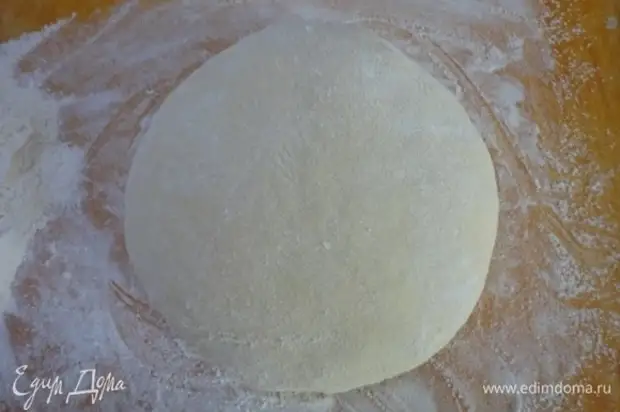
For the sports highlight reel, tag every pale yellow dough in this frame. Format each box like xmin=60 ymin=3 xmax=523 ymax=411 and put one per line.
xmin=124 ymin=19 xmax=499 ymax=394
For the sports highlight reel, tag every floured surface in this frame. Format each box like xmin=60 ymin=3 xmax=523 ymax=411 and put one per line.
xmin=0 ymin=0 xmax=617 ymax=411
xmin=0 ymin=23 xmax=81 ymax=309
xmin=0 ymin=24 xmax=86 ymax=405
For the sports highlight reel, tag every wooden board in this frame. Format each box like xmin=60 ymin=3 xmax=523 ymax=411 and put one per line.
xmin=1 ymin=1 xmax=618 ymax=411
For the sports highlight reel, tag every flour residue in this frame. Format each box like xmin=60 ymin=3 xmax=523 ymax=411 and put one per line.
xmin=0 ymin=0 xmax=615 ymax=411
xmin=0 ymin=27 xmax=84 ymax=310
xmin=0 ymin=20 xmax=85 ymax=405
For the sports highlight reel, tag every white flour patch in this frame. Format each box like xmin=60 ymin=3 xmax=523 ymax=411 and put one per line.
xmin=0 ymin=30 xmax=84 ymax=312
xmin=0 ymin=19 xmax=84 ymax=405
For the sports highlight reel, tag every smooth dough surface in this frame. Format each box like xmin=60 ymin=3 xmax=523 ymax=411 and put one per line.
xmin=124 ymin=20 xmax=499 ymax=394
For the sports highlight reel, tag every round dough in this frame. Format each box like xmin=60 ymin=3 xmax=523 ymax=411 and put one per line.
xmin=124 ymin=19 xmax=499 ymax=394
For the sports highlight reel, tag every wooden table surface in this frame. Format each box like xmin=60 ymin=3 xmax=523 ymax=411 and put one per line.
xmin=1 ymin=1 xmax=618 ymax=411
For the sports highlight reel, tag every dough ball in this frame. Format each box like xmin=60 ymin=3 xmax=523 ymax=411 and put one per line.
xmin=124 ymin=19 xmax=499 ymax=394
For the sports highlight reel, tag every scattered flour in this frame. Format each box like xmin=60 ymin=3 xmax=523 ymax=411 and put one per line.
xmin=0 ymin=21 xmax=84 ymax=308
xmin=0 ymin=21 xmax=85 ymax=406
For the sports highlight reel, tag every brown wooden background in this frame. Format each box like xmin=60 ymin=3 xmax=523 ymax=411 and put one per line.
xmin=1 ymin=0 xmax=618 ymax=411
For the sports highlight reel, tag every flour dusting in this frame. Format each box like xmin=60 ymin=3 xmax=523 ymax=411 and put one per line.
xmin=0 ymin=20 xmax=85 ymax=406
